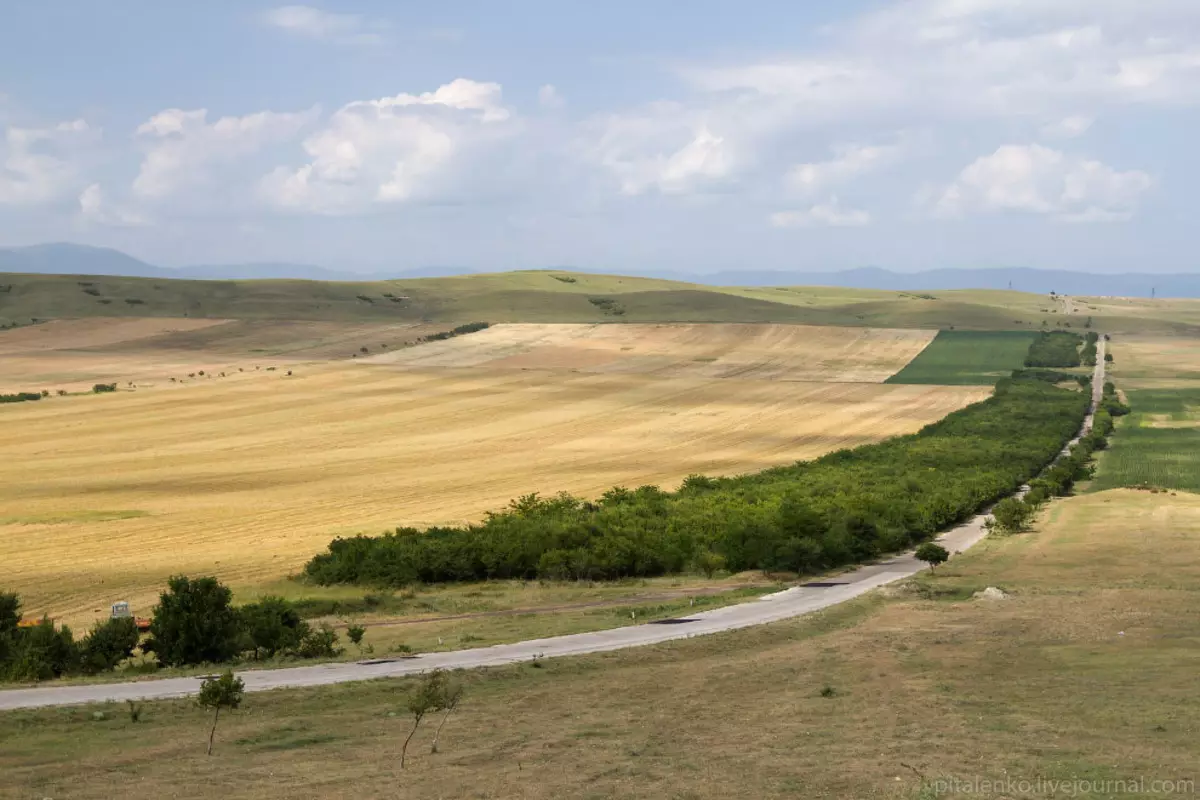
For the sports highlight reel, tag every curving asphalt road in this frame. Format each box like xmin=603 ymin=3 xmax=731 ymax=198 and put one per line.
xmin=0 ymin=342 xmax=1105 ymax=711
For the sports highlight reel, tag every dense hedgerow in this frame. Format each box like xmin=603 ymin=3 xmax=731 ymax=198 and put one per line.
xmin=424 ymin=322 xmax=490 ymax=342
xmin=1024 ymin=331 xmax=1084 ymax=368
xmin=304 ymin=377 xmax=1090 ymax=587
xmin=0 ymin=392 xmax=43 ymax=404
xmin=1080 ymin=332 xmax=1100 ymax=366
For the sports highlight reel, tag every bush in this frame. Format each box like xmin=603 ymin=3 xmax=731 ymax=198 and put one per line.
xmin=79 ymin=617 xmax=141 ymax=675
xmin=145 ymin=576 xmax=242 ymax=667
xmin=6 ymin=618 xmax=78 ymax=682
xmin=92 ymin=383 xmax=117 ymax=394
xmin=992 ymin=497 xmax=1033 ymax=534
xmin=240 ymin=596 xmax=309 ymax=658
xmin=296 ymin=623 xmax=342 ymax=659
xmin=0 ymin=392 xmax=43 ymax=404
xmin=914 ymin=542 xmax=949 ymax=569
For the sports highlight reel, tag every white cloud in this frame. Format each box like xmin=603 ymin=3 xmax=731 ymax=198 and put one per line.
xmin=585 ymin=104 xmax=738 ymax=196
xmin=771 ymin=198 xmax=872 ymax=228
xmin=0 ymin=119 xmax=94 ymax=205
xmin=1041 ymin=115 xmax=1094 ymax=139
xmin=78 ymin=183 xmax=147 ymax=227
xmin=261 ymin=79 xmax=516 ymax=214
xmin=787 ymin=142 xmax=902 ymax=195
xmin=932 ymin=144 xmax=1153 ymax=222
xmin=261 ymin=6 xmax=382 ymax=45
xmin=538 ymin=84 xmax=565 ymax=109
xmin=681 ymin=1 xmax=1200 ymax=125
xmin=134 ymin=107 xmax=316 ymax=198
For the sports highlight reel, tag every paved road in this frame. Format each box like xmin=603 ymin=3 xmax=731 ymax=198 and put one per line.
xmin=0 ymin=348 xmax=1106 ymax=711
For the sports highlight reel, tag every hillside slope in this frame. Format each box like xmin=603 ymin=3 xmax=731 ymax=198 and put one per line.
xmin=2 ymin=270 xmax=1198 ymax=334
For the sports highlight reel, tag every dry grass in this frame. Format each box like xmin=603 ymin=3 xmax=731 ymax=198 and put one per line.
xmin=364 ymin=322 xmax=937 ymax=383
xmin=0 ymin=318 xmax=446 ymax=393
xmin=1107 ymin=334 xmax=1200 ymax=388
xmin=3 ymin=490 xmax=1197 ymax=799
xmin=0 ymin=321 xmax=984 ymax=627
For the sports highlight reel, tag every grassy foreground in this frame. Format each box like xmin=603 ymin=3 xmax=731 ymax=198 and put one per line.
xmin=3 ymin=490 xmax=1197 ymax=799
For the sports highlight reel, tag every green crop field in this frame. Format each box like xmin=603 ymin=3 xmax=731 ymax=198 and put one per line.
xmin=885 ymin=329 xmax=1038 ymax=385
xmin=1091 ymin=387 xmax=1200 ymax=493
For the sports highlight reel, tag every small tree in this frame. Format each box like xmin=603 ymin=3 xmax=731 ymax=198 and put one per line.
xmin=240 ymin=596 xmax=309 ymax=659
xmin=991 ymin=497 xmax=1032 ymax=535
xmin=430 ymin=675 xmax=464 ymax=755
xmin=914 ymin=542 xmax=949 ymax=570
xmin=79 ymin=616 xmax=140 ymax=674
xmin=347 ymin=624 xmax=366 ymax=653
xmin=198 ymin=670 xmax=245 ymax=756
xmin=296 ymin=623 xmax=342 ymax=659
xmin=694 ymin=549 xmax=727 ymax=579
xmin=145 ymin=576 xmax=242 ymax=667
xmin=400 ymin=670 xmax=464 ymax=767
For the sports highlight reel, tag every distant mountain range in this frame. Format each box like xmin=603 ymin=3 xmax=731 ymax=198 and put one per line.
xmin=2 ymin=242 xmax=1197 ymax=298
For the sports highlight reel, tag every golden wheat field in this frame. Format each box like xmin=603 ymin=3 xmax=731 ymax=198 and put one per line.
xmin=0 ymin=320 xmax=986 ymax=627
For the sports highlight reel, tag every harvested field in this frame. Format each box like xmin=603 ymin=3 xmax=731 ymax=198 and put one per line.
xmin=0 ymin=318 xmax=448 ymax=393
xmin=0 ymin=319 xmax=984 ymax=626
xmin=363 ymin=323 xmax=938 ymax=383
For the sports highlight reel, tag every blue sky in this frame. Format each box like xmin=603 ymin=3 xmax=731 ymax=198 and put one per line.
xmin=2 ymin=1 xmax=1200 ymax=274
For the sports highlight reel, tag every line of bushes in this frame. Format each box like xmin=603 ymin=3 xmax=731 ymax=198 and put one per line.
xmin=0 ymin=577 xmax=347 ymax=683
xmin=304 ymin=376 xmax=1089 ymax=588
xmin=1024 ymin=330 xmax=1084 ymax=368
xmin=1080 ymin=331 xmax=1100 ymax=366
xmin=423 ymin=322 xmax=490 ymax=343
xmin=994 ymin=380 xmax=1124 ymax=531
xmin=0 ymin=391 xmax=43 ymax=404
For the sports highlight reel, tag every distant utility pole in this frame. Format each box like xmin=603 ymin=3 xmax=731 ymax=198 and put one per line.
xmin=1152 ymin=287 xmax=1156 ymax=299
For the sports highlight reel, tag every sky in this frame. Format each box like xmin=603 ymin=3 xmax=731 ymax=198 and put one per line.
xmin=2 ymin=0 xmax=1200 ymax=274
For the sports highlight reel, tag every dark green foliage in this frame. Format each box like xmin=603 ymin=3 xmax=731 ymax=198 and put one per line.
xmin=240 ymin=596 xmax=310 ymax=658
xmin=1024 ymin=331 xmax=1083 ymax=368
xmin=296 ymin=623 xmax=342 ymax=659
xmin=5 ymin=618 xmax=78 ymax=681
xmin=915 ymin=542 xmax=949 ymax=568
xmin=145 ymin=576 xmax=242 ymax=667
xmin=305 ymin=378 xmax=1088 ymax=588
xmin=347 ymin=624 xmax=367 ymax=648
xmin=92 ymin=383 xmax=118 ymax=393
xmin=1080 ymin=332 xmax=1100 ymax=366
xmin=552 ymin=275 xmax=577 ymax=283
xmin=423 ymin=321 xmax=491 ymax=342
xmin=0 ymin=391 xmax=42 ymax=404
xmin=79 ymin=617 xmax=140 ymax=675
xmin=991 ymin=497 xmax=1033 ymax=534
xmin=124 ymin=298 xmax=145 ymax=305
xmin=886 ymin=330 xmax=1036 ymax=385
xmin=587 ymin=297 xmax=626 ymax=316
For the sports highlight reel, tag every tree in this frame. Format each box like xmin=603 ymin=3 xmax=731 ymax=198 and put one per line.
xmin=6 ymin=618 xmax=78 ymax=681
xmin=915 ymin=542 xmax=949 ymax=570
xmin=991 ymin=497 xmax=1032 ymax=535
xmin=400 ymin=670 xmax=464 ymax=767
xmin=145 ymin=576 xmax=242 ymax=667
xmin=79 ymin=617 xmax=140 ymax=675
xmin=347 ymin=624 xmax=367 ymax=653
xmin=240 ymin=596 xmax=309 ymax=659
xmin=198 ymin=670 xmax=245 ymax=756
xmin=296 ymin=623 xmax=342 ymax=659
xmin=693 ymin=549 xmax=727 ymax=579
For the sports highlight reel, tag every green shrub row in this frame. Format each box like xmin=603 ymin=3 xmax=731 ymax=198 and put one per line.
xmin=423 ymin=322 xmax=490 ymax=343
xmin=304 ymin=375 xmax=1089 ymax=588
xmin=0 ymin=392 xmax=43 ymax=404
xmin=0 ymin=578 xmax=345 ymax=682
xmin=1024 ymin=331 xmax=1084 ymax=368
xmin=1080 ymin=331 xmax=1100 ymax=366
